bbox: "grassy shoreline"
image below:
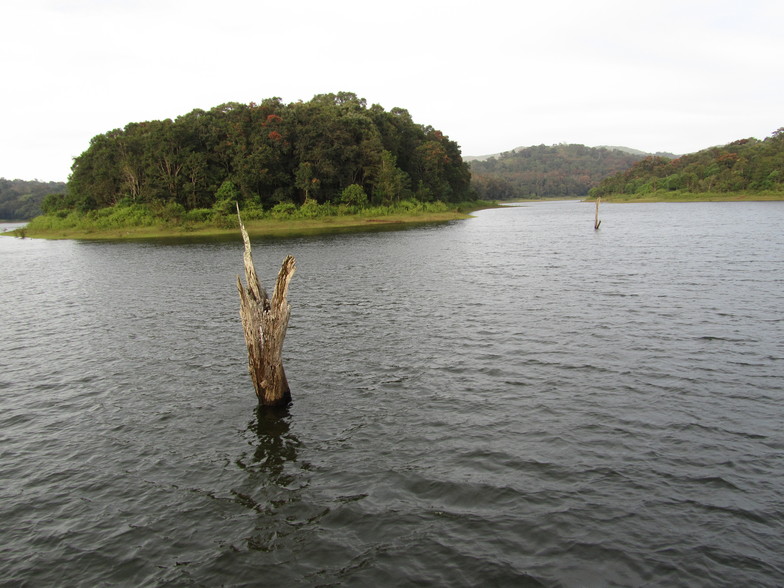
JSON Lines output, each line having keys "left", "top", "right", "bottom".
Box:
{"left": 2, "top": 210, "right": 480, "bottom": 241}
{"left": 583, "top": 190, "right": 784, "bottom": 203}
{"left": 6, "top": 192, "right": 782, "bottom": 240}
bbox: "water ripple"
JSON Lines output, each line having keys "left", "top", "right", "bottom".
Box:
{"left": 2, "top": 202, "right": 784, "bottom": 586}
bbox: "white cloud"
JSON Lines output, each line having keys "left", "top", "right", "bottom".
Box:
{"left": 1, "top": 0, "right": 782, "bottom": 180}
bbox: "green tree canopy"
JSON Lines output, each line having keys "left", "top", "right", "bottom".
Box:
{"left": 59, "top": 93, "right": 474, "bottom": 213}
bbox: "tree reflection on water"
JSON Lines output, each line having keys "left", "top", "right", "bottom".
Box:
{"left": 231, "top": 404, "right": 319, "bottom": 553}
{"left": 236, "top": 404, "right": 302, "bottom": 488}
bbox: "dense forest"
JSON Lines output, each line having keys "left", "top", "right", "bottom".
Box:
{"left": 469, "top": 144, "right": 657, "bottom": 199}
{"left": 0, "top": 179, "right": 66, "bottom": 220}
{"left": 44, "top": 92, "right": 473, "bottom": 216}
{"left": 590, "top": 128, "right": 784, "bottom": 197}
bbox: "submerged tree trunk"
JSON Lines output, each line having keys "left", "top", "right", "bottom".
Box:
{"left": 236, "top": 206, "right": 296, "bottom": 405}
{"left": 594, "top": 197, "right": 602, "bottom": 230}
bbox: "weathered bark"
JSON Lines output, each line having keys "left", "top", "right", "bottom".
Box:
{"left": 236, "top": 206, "right": 296, "bottom": 405}
{"left": 594, "top": 197, "right": 602, "bottom": 230}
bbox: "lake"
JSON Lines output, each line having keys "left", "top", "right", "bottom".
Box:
{"left": 1, "top": 201, "right": 783, "bottom": 586}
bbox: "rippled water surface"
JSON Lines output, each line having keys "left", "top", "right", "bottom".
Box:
{"left": 1, "top": 201, "right": 783, "bottom": 586}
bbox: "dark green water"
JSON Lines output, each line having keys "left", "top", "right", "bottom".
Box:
{"left": 1, "top": 201, "right": 782, "bottom": 586}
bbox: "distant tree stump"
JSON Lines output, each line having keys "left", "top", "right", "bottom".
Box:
{"left": 594, "top": 197, "right": 602, "bottom": 230}
{"left": 236, "top": 206, "right": 296, "bottom": 405}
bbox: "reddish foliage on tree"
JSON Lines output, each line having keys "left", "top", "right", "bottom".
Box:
{"left": 268, "top": 131, "right": 283, "bottom": 141}
{"left": 717, "top": 153, "right": 739, "bottom": 168}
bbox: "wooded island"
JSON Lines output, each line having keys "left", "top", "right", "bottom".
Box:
{"left": 19, "top": 92, "right": 478, "bottom": 238}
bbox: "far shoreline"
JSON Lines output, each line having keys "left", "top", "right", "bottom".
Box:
{"left": 502, "top": 191, "right": 784, "bottom": 204}
{"left": 5, "top": 193, "right": 784, "bottom": 240}
{"left": 580, "top": 190, "right": 784, "bottom": 204}
{"left": 1, "top": 210, "right": 482, "bottom": 241}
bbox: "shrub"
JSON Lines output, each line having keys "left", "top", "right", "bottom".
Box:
{"left": 184, "top": 208, "right": 213, "bottom": 223}
{"left": 86, "top": 204, "right": 156, "bottom": 228}
{"left": 299, "top": 198, "right": 321, "bottom": 218}
{"left": 240, "top": 204, "right": 266, "bottom": 220}
{"left": 270, "top": 202, "right": 297, "bottom": 219}
{"left": 158, "top": 202, "right": 186, "bottom": 223}
{"left": 396, "top": 199, "right": 420, "bottom": 212}
{"left": 339, "top": 184, "right": 369, "bottom": 207}
{"left": 213, "top": 198, "right": 236, "bottom": 216}
{"left": 213, "top": 213, "right": 238, "bottom": 229}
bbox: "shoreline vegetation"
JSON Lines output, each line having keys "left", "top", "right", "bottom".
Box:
{"left": 581, "top": 190, "right": 784, "bottom": 203}
{"left": 2, "top": 200, "right": 496, "bottom": 241}
{"left": 4, "top": 191, "right": 784, "bottom": 240}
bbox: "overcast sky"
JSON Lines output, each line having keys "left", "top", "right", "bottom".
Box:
{"left": 2, "top": 0, "right": 782, "bottom": 181}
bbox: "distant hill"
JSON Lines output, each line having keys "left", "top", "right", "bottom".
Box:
{"left": 465, "top": 145, "right": 677, "bottom": 163}
{"left": 590, "top": 128, "right": 784, "bottom": 197}
{"left": 463, "top": 148, "right": 526, "bottom": 162}
{"left": 598, "top": 146, "right": 679, "bottom": 159}
{"left": 0, "top": 178, "right": 66, "bottom": 220}
{"left": 468, "top": 144, "right": 653, "bottom": 199}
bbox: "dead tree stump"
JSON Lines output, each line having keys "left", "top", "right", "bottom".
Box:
{"left": 594, "top": 197, "right": 602, "bottom": 230}
{"left": 236, "top": 206, "right": 296, "bottom": 405}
